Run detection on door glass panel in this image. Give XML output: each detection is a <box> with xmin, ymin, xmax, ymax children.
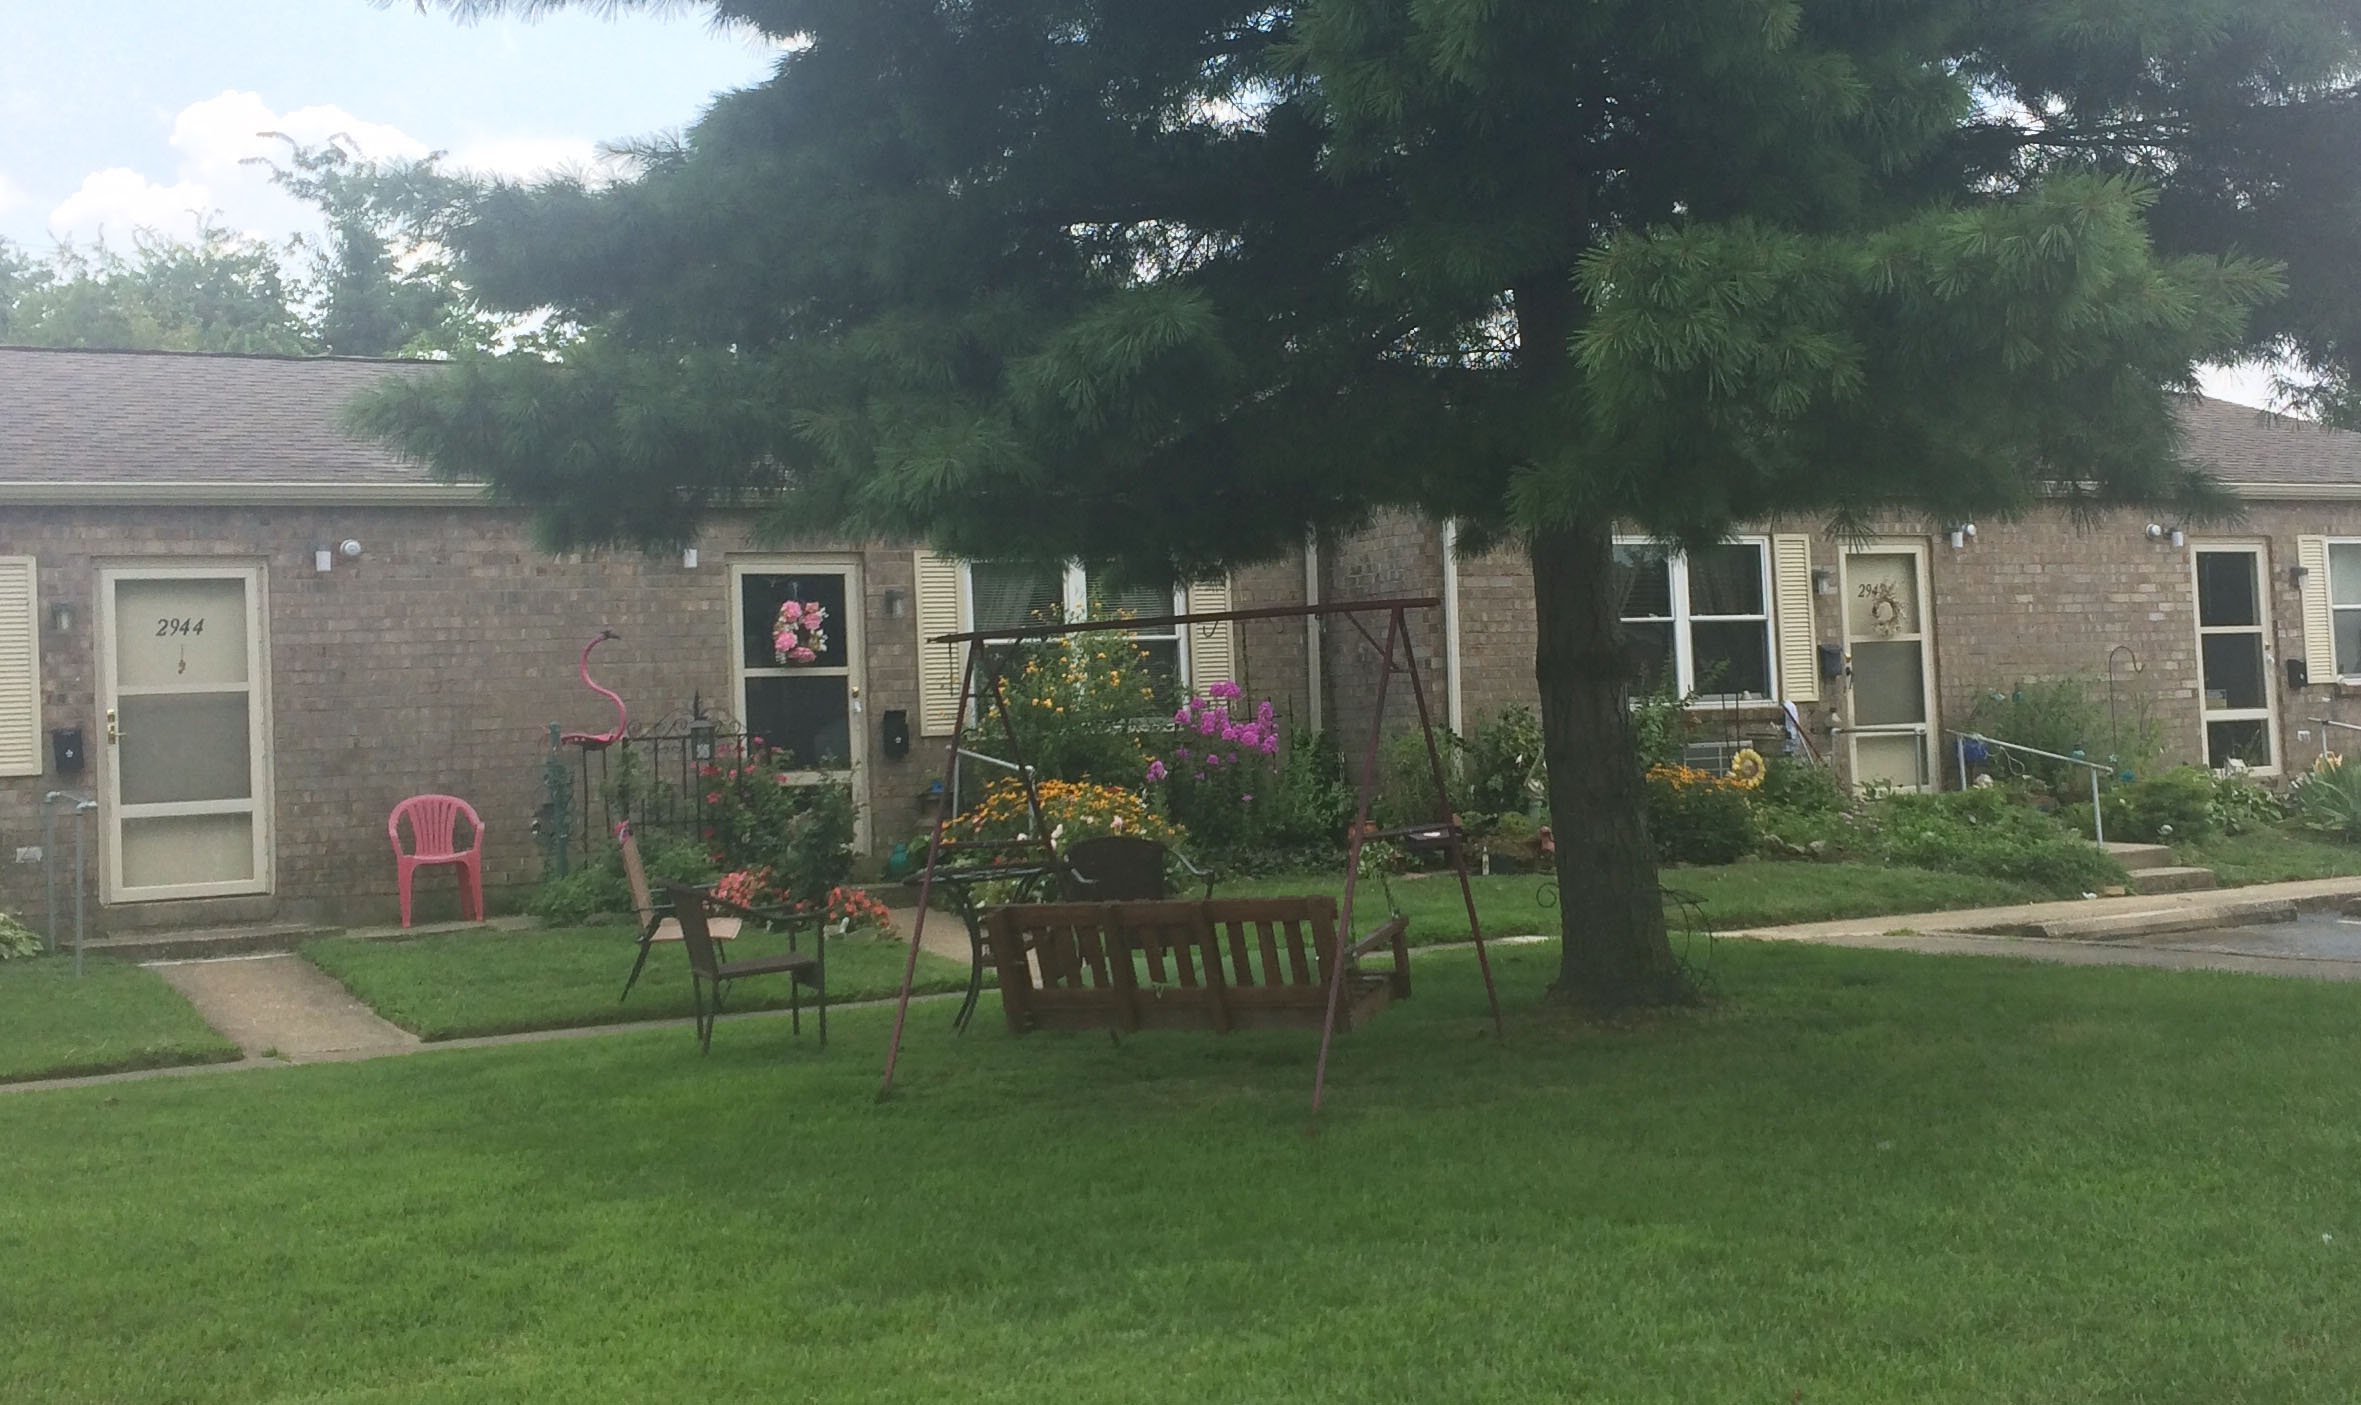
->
<box><xmin>1687</xmin><ymin>544</ymin><xmax>1765</xmax><ymax>616</ymax></box>
<box><xmin>1851</xmin><ymin>640</ymin><xmax>1926</xmax><ymax>727</ymax></box>
<box><xmin>2196</xmin><ymin>553</ymin><xmax>2260</xmax><ymax>628</ymax></box>
<box><xmin>113</xmin><ymin>579</ymin><xmax>248</xmax><ymax>687</ymax></box>
<box><xmin>1690</xmin><ymin>621</ymin><xmax>1771</xmax><ymax>697</ymax></box>
<box><xmin>2201</xmin><ymin>634</ymin><xmax>2268</xmax><ymax>711</ymax></box>
<box><xmin>745</xmin><ymin>675</ymin><xmax>852</xmax><ymax>771</ymax></box>
<box><xmin>117</xmin><ymin>695</ymin><xmax>252</xmax><ymax>804</ymax></box>
<box><xmin>2206</xmin><ymin>719</ymin><xmax>2272</xmax><ymax>770</ymax></box>
<box><xmin>1855</xmin><ymin>734</ymin><xmax>1927</xmax><ymax>789</ymax></box>
<box><xmin>1846</xmin><ymin>554</ymin><xmax>1919</xmax><ymax>637</ymax></box>
<box><xmin>740</xmin><ymin>573</ymin><xmax>849</xmax><ymax>670</ymax></box>
<box><xmin>2338</xmin><ymin>610</ymin><xmax>2361</xmax><ymax>678</ymax></box>
<box><xmin>121</xmin><ymin>814</ymin><xmax>255</xmax><ymax>889</ymax></box>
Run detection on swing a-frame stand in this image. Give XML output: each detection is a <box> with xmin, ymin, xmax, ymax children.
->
<box><xmin>879</xmin><ymin>596</ymin><xmax>1503</xmax><ymax>1119</ymax></box>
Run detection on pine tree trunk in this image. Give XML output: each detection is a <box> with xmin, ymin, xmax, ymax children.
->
<box><xmin>1530</xmin><ymin>520</ymin><xmax>1690</xmax><ymax>1009</ymax></box>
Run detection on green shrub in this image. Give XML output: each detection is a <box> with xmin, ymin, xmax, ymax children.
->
<box><xmin>699</xmin><ymin>753</ymin><xmax>857</xmax><ymax>899</ymax></box>
<box><xmin>1753</xmin><ymin>802</ymin><xmax>1866</xmax><ymax>858</ymax></box>
<box><xmin>1631</xmin><ymin>680</ymin><xmax>1694</xmax><ymax>773</ymax></box>
<box><xmin>2292</xmin><ymin>756</ymin><xmax>2361</xmax><ymax>842</ymax></box>
<box><xmin>1874</xmin><ymin>790</ymin><xmax>2126</xmax><ymax>892</ymax></box>
<box><xmin>1965</xmin><ymin>678</ymin><xmax>2163</xmax><ymax>791</ymax></box>
<box><xmin>0</xmin><ymin>910</ymin><xmax>43</xmax><ymax>960</ymax></box>
<box><xmin>1371</xmin><ymin>729</ymin><xmax>1466</xmax><ymax>829</ymax></box>
<box><xmin>1754</xmin><ymin>754</ymin><xmax>1845</xmax><ymax>815</ymax></box>
<box><xmin>1644</xmin><ymin>766</ymin><xmax>1760</xmax><ymax>865</ymax></box>
<box><xmin>2209</xmin><ymin>774</ymin><xmax>2287</xmax><ymax>836</ymax></box>
<box><xmin>1254</xmin><ymin>729</ymin><xmax>1355</xmax><ymax>850</ymax></box>
<box><xmin>524</xmin><ymin>836</ymin><xmax>716</xmax><ymax>925</ymax></box>
<box><xmin>2105</xmin><ymin>766</ymin><xmax>2218</xmax><ymax>843</ymax></box>
<box><xmin>1464</xmin><ymin>705</ymin><xmax>1546</xmax><ymax>816</ymax></box>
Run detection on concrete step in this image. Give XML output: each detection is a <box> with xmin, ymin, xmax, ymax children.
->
<box><xmin>2129</xmin><ymin>865</ymin><xmax>2219</xmax><ymax>896</ymax></box>
<box><xmin>77</xmin><ymin>924</ymin><xmax>344</xmax><ymax>964</ymax></box>
<box><xmin>1980</xmin><ymin>897</ymin><xmax>2291</xmax><ymax>942</ymax></box>
<box><xmin>2104</xmin><ymin>842</ymin><xmax>2179</xmax><ymax>871</ymax></box>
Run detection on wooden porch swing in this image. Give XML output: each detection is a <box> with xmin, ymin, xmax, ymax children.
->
<box><xmin>879</xmin><ymin>596</ymin><xmax>1503</xmax><ymax>1115</ymax></box>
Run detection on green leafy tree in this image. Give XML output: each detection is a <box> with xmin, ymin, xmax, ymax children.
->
<box><xmin>361</xmin><ymin>0</ymin><xmax>2357</xmax><ymax>1009</ymax></box>
<box><xmin>1</xmin><ymin>223</ymin><xmax>314</xmax><ymax>354</ymax></box>
<box><xmin>248</xmin><ymin>135</ymin><xmax>499</xmax><ymax>357</ymax></box>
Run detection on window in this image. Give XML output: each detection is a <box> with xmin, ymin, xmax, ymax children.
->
<box><xmin>965</xmin><ymin>562</ymin><xmax>1185</xmax><ymax>686</ymax></box>
<box><xmin>2332</xmin><ymin>542</ymin><xmax>2361</xmax><ymax>677</ymax></box>
<box><xmin>1614</xmin><ymin>539</ymin><xmax>1774</xmax><ymax>699</ymax></box>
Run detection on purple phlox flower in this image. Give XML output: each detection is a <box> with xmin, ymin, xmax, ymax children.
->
<box><xmin>1173</xmin><ymin>706</ymin><xmax>1193</xmax><ymax>727</ymax></box>
<box><xmin>1173</xmin><ymin>745</ymin><xmax>1191</xmax><ymax>761</ymax></box>
<box><xmin>1204</xmin><ymin>753</ymin><xmax>1221</xmax><ymax>767</ymax></box>
<box><xmin>1241</xmin><ymin>793</ymin><xmax>1254</xmax><ymax>805</ymax></box>
<box><xmin>1198</xmin><ymin>713</ymin><xmax>1221</xmax><ymax>736</ymax></box>
<box><xmin>1260</xmin><ymin>736</ymin><xmax>1280</xmax><ymax>756</ymax></box>
<box><xmin>1221</xmin><ymin>723</ymin><xmax>1243</xmax><ymax>744</ymax></box>
<box><xmin>1146</xmin><ymin>759</ymin><xmax>1168</xmax><ymax>783</ymax></box>
<box><xmin>1194</xmin><ymin>772</ymin><xmax>1207</xmax><ymax>782</ymax></box>
<box><xmin>1256</xmin><ymin>701</ymin><xmax>1275</xmax><ymax>724</ymax></box>
<box><xmin>1208</xmin><ymin>681</ymin><xmax>1242</xmax><ymax>700</ymax></box>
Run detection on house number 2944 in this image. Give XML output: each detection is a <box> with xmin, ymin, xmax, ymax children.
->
<box><xmin>155</xmin><ymin>617</ymin><xmax>205</xmax><ymax>637</ymax></box>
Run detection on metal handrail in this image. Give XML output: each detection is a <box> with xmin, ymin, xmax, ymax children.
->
<box><xmin>2309</xmin><ymin>717</ymin><xmax>2361</xmax><ymax>765</ymax></box>
<box><xmin>1948</xmin><ymin>731</ymin><xmax>2110</xmax><ymax>848</ymax></box>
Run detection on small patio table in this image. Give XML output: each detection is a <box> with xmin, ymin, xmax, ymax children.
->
<box><xmin>903</xmin><ymin>863</ymin><xmax>1055</xmax><ymax>1032</ymax></box>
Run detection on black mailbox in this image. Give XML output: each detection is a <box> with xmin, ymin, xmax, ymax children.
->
<box><xmin>1817</xmin><ymin>644</ymin><xmax>1847</xmax><ymax>681</ymax></box>
<box><xmin>51</xmin><ymin>727</ymin><xmax>85</xmax><ymax>775</ymax></box>
<box><xmin>881</xmin><ymin>709</ymin><xmax>912</xmax><ymax>761</ymax></box>
<box><xmin>2289</xmin><ymin>657</ymin><xmax>2312</xmax><ymax>691</ymax></box>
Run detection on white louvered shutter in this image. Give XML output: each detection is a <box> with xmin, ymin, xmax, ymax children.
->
<box><xmin>1771</xmin><ymin>534</ymin><xmax>1820</xmax><ymax>704</ymax></box>
<box><xmin>2300</xmin><ymin>536</ymin><xmax>2338</xmax><ymax>680</ymax></box>
<box><xmin>0</xmin><ymin>558</ymin><xmax>40</xmax><ymax>777</ymax></box>
<box><xmin>915</xmin><ymin>549</ymin><xmax>969</xmax><ymax>737</ymax></box>
<box><xmin>1184</xmin><ymin>575</ymin><xmax>1237</xmax><ymax>694</ymax></box>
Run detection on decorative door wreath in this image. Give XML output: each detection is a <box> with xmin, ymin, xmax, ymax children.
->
<box><xmin>773</xmin><ymin>598</ymin><xmax>830</xmax><ymax>664</ymax></box>
<box><xmin>1859</xmin><ymin>581</ymin><xmax>1907</xmax><ymax>636</ymax></box>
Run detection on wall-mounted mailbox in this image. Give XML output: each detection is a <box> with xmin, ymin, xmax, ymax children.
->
<box><xmin>51</xmin><ymin>727</ymin><xmax>85</xmax><ymax>775</ymax></box>
<box><xmin>881</xmin><ymin>708</ymin><xmax>911</xmax><ymax>761</ymax></box>
<box><xmin>1817</xmin><ymin>644</ymin><xmax>1847</xmax><ymax>681</ymax></box>
<box><xmin>2289</xmin><ymin>657</ymin><xmax>2311</xmax><ymax>691</ymax></box>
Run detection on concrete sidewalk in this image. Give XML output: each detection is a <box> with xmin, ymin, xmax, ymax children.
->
<box><xmin>1722</xmin><ymin>875</ymin><xmax>2361</xmax><ymax>945</ymax></box>
<box><xmin>149</xmin><ymin>954</ymin><xmax>418</xmax><ymax>1060</ymax></box>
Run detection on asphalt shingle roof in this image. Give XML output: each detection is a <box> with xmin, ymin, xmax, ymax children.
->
<box><xmin>3</xmin><ymin>345</ymin><xmax>2360</xmax><ymax>493</ymax></box>
<box><xmin>0</xmin><ymin>345</ymin><xmax>442</xmax><ymax>487</ymax></box>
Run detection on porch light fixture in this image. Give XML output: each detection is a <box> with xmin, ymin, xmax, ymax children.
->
<box><xmin>2292</xmin><ymin>564</ymin><xmax>2312</xmax><ymax>587</ymax></box>
<box><xmin>882</xmin><ymin>587</ymin><xmax>909</xmax><ymax>619</ymax></box>
<box><xmin>2170</xmin><ymin>527</ymin><xmax>2186</xmax><ymax>549</ymax></box>
<box><xmin>681</xmin><ymin>546</ymin><xmax>700</xmax><ymax>570</ymax></box>
<box><xmin>1811</xmin><ymin>567</ymin><xmax>1837</xmax><ymax>596</ymax></box>
<box><xmin>47</xmin><ymin>601</ymin><xmax>72</xmax><ymax>633</ymax></box>
<box><xmin>2144</xmin><ymin>522</ymin><xmax>2165</xmax><ymax>541</ymax></box>
<box><xmin>688</xmin><ymin>716</ymin><xmax>717</xmax><ymax>763</ymax></box>
<box><xmin>1945</xmin><ymin>523</ymin><xmax>1978</xmax><ymax>550</ymax></box>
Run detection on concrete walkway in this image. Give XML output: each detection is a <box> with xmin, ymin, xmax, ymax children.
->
<box><xmin>149</xmin><ymin>954</ymin><xmax>418</xmax><ymax>1060</ymax></box>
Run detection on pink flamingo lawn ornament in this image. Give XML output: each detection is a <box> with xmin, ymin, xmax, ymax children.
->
<box><xmin>561</xmin><ymin>628</ymin><xmax>628</xmax><ymax>748</ymax></box>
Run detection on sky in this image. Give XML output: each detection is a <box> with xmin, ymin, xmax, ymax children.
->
<box><xmin>0</xmin><ymin>0</ymin><xmax>775</xmax><ymax>250</ymax></box>
<box><xmin>0</xmin><ymin>2</ymin><xmax>2293</xmax><ymax>410</ymax></box>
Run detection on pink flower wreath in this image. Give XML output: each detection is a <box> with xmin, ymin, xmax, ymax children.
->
<box><xmin>772</xmin><ymin>598</ymin><xmax>829</xmax><ymax>665</ymax></box>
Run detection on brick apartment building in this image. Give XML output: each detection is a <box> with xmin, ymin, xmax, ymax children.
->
<box><xmin>3</xmin><ymin>345</ymin><xmax>2353</xmax><ymax>932</ymax></box>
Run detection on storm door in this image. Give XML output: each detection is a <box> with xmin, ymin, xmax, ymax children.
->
<box><xmin>1841</xmin><ymin>545</ymin><xmax>1937</xmax><ymax>791</ymax></box>
<box><xmin>730</xmin><ymin>559</ymin><xmax>867</xmax><ymax>839</ymax></box>
<box><xmin>2193</xmin><ymin>545</ymin><xmax>2280</xmax><ymax>773</ymax></box>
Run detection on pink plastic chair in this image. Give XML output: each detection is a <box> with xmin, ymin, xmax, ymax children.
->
<box><xmin>388</xmin><ymin>794</ymin><xmax>486</xmax><ymax>928</ymax></box>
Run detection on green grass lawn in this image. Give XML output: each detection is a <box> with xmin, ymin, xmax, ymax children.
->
<box><xmin>0</xmin><ymin>957</ymin><xmax>238</xmax><ymax>1084</ymax></box>
<box><xmin>303</xmin><ymin>924</ymin><xmax>976</xmax><ymax>1041</ymax></box>
<box><xmin>1225</xmin><ymin>860</ymin><xmax>2047</xmax><ymax>942</ymax></box>
<box><xmin>8</xmin><ymin>942</ymin><xmax>2361</xmax><ymax>1399</ymax></box>
<box><xmin>2181</xmin><ymin>826</ymin><xmax>2361</xmax><ymax>887</ymax></box>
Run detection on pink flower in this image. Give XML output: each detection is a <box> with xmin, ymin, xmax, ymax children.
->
<box><xmin>1260</xmin><ymin>736</ymin><xmax>1279</xmax><ymax>756</ymax></box>
<box><xmin>791</xmin><ymin>647</ymin><xmax>817</xmax><ymax>664</ymax></box>
<box><xmin>778</xmin><ymin>600</ymin><xmax>803</xmax><ymax>622</ymax></box>
<box><xmin>705</xmin><ymin>791</ymin><xmax>721</xmax><ymax>804</ymax></box>
<box><xmin>1209</xmin><ymin>681</ymin><xmax>1242</xmax><ymax>700</ymax></box>
<box><xmin>1198</xmin><ymin>713</ymin><xmax>1220</xmax><ymax>736</ymax></box>
<box><xmin>1173</xmin><ymin>707</ymin><xmax>1192</xmax><ymax>726</ymax></box>
<box><xmin>1241</xmin><ymin>793</ymin><xmax>1254</xmax><ymax>804</ymax></box>
<box><xmin>1205</xmin><ymin>753</ymin><xmax>1221</xmax><ymax>768</ymax></box>
<box><xmin>1146</xmin><ymin>759</ymin><xmax>1168</xmax><ymax>782</ymax></box>
<box><xmin>1173</xmin><ymin>746</ymin><xmax>1191</xmax><ymax>761</ymax></box>
<box><xmin>1257</xmin><ymin>701</ymin><xmax>1275</xmax><ymax>724</ymax></box>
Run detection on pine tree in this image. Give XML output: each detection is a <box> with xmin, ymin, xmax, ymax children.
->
<box><xmin>365</xmin><ymin>0</ymin><xmax>2356</xmax><ymax>1008</ymax></box>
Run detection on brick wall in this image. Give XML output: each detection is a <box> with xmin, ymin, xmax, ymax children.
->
<box><xmin>0</xmin><ymin>507</ymin><xmax>942</xmax><ymax>930</ymax></box>
<box><xmin>1319</xmin><ymin>512</ymin><xmax>1450</xmax><ymax>747</ymax></box>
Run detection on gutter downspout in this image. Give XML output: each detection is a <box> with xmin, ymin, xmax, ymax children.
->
<box><xmin>1441</xmin><ymin>520</ymin><xmax>1465</xmax><ymax>736</ymax></box>
<box><xmin>1303</xmin><ymin>534</ymin><xmax>1324</xmax><ymax>734</ymax></box>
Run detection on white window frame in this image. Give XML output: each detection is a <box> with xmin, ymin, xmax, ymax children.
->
<box><xmin>1614</xmin><ymin>536</ymin><xmax>1778</xmax><ymax>702</ymax></box>
<box><xmin>961</xmin><ymin>562</ymin><xmax>1192</xmax><ymax>686</ymax></box>
<box><xmin>2327</xmin><ymin>539</ymin><xmax>2361</xmax><ymax>680</ymax></box>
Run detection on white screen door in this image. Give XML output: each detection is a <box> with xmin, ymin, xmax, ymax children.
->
<box><xmin>2193</xmin><ymin>544</ymin><xmax>2280</xmax><ymax>773</ymax></box>
<box><xmin>730</xmin><ymin>559</ymin><xmax>867</xmax><ymax>845</ymax></box>
<box><xmin>100</xmin><ymin>567</ymin><xmax>271</xmax><ymax>901</ymax></box>
<box><xmin>1842</xmin><ymin>545</ymin><xmax>1937</xmax><ymax>791</ymax></box>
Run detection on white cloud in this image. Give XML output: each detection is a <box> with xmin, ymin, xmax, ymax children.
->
<box><xmin>0</xmin><ymin>170</ymin><xmax>25</xmax><ymax>217</ymax></box>
<box><xmin>2198</xmin><ymin>360</ymin><xmax>2302</xmax><ymax>415</ymax></box>
<box><xmin>41</xmin><ymin>89</ymin><xmax>606</xmax><ymax>249</ymax></box>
